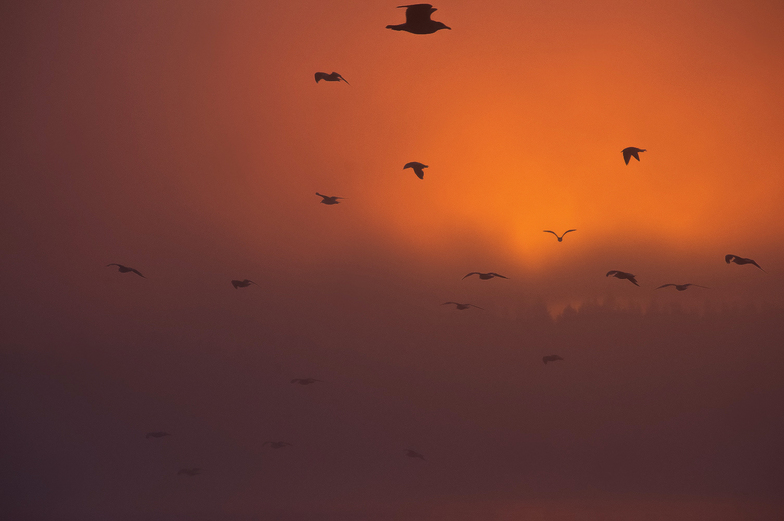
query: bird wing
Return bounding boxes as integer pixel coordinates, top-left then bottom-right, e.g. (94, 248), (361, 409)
(691, 284), (710, 288)
(315, 72), (327, 83)
(231, 280), (241, 289)
(316, 192), (327, 199)
(628, 276), (640, 286)
(562, 229), (577, 236)
(656, 284), (674, 289)
(106, 263), (120, 267)
(543, 230), (558, 237)
(131, 268), (145, 278)
(622, 149), (632, 164)
(334, 73), (350, 85)
(750, 260), (766, 272)
(468, 304), (485, 310)
(724, 254), (736, 264)
(462, 272), (479, 279)
(606, 270), (619, 277)
(488, 273), (508, 278)
(413, 167), (424, 179)
(631, 150), (640, 162)
(399, 4), (435, 24)
(442, 302), (458, 305)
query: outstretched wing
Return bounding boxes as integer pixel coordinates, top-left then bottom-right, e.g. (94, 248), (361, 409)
(334, 73), (350, 85)
(488, 273), (508, 279)
(462, 272), (479, 279)
(442, 302), (458, 305)
(749, 260), (766, 272)
(656, 284), (674, 289)
(543, 230), (558, 237)
(130, 268), (145, 278)
(399, 4), (436, 24)
(562, 229), (577, 236)
(622, 149), (632, 164)
(468, 304), (485, 310)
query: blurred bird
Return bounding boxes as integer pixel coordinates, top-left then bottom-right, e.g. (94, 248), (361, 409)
(316, 192), (344, 205)
(106, 264), (145, 278)
(606, 270), (639, 286)
(291, 378), (321, 385)
(725, 254), (765, 272)
(622, 147), (646, 165)
(315, 72), (350, 85)
(231, 279), (257, 289)
(177, 468), (202, 476)
(463, 272), (508, 280)
(405, 449), (426, 460)
(263, 441), (292, 449)
(386, 4), (451, 34)
(442, 302), (484, 310)
(403, 161), (428, 179)
(656, 283), (709, 291)
(543, 229), (576, 242)
(543, 355), (564, 364)
(145, 432), (170, 439)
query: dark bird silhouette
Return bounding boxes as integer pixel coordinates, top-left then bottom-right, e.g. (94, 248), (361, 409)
(463, 272), (508, 280)
(231, 279), (257, 289)
(405, 449), (426, 460)
(543, 229), (576, 242)
(291, 378), (321, 385)
(725, 254), (765, 272)
(656, 283), (709, 291)
(177, 468), (202, 476)
(316, 192), (344, 205)
(442, 302), (483, 310)
(606, 270), (639, 286)
(145, 432), (170, 439)
(387, 4), (450, 34)
(315, 72), (350, 85)
(106, 264), (145, 278)
(403, 161), (428, 179)
(622, 147), (646, 165)
(263, 441), (292, 449)
(543, 355), (564, 364)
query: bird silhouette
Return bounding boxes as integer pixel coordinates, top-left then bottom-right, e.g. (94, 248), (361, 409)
(106, 264), (145, 278)
(725, 254), (765, 272)
(291, 378), (321, 385)
(405, 449), (426, 460)
(177, 468), (202, 476)
(543, 355), (564, 364)
(263, 441), (292, 449)
(386, 4), (450, 34)
(606, 270), (639, 286)
(316, 192), (344, 205)
(622, 147), (646, 165)
(403, 162), (428, 179)
(543, 229), (576, 242)
(314, 72), (350, 85)
(145, 432), (170, 439)
(231, 279), (257, 289)
(656, 283), (709, 291)
(442, 302), (483, 310)
(463, 272), (508, 280)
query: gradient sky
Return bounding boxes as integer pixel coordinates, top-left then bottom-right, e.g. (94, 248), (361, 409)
(2, 1), (784, 520)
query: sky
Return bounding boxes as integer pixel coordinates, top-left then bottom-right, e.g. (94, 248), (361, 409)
(2, 1), (784, 520)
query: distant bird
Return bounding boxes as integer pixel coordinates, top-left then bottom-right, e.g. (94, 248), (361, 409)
(291, 378), (321, 385)
(543, 355), (564, 364)
(442, 302), (483, 310)
(543, 229), (576, 242)
(316, 192), (344, 205)
(463, 272), (508, 280)
(263, 441), (292, 449)
(145, 432), (170, 439)
(177, 468), (202, 476)
(725, 254), (765, 272)
(386, 4), (451, 34)
(405, 449), (426, 460)
(622, 147), (646, 165)
(315, 72), (350, 85)
(656, 283), (709, 291)
(106, 264), (145, 278)
(403, 161), (428, 179)
(606, 270), (639, 286)
(231, 279), (257, 289)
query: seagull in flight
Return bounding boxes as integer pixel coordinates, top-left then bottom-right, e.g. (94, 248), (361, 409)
(231, 279), (257, 289)
(622, 147), (646, 165)
(315, 72), (350, 85)
(145, 432), (170, 439)
(106, 264), (145, 278)
(403, 162), (428, 179)
(543, 355), (564, 364)
(291, 378), (321, 385)
(263, 441), (292, 449)
(178, 468), (202, 476)
(725, 254), (765, 272)
(316, 192), (344, 205)
(405, 449), (426, 460)
(386, 4), (451, 34)
(442, 302), (483, 310)
(463, 272), (508, 280)
(543, 229), (576, 242)
(656, 283), (709, 291)
(606, 270), (639, 286)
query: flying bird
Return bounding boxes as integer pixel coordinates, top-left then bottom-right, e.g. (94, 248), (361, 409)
(263, 441), (292, 449)
(725, 254), (765, 272)
(622, 147), (646, 165)
(606, 270), (639, 286)
(543, 229), (576, 242)
(462, 272), (508, 280)
(177, 468), (202, 476)
(543, 355), (564, 364)
(314, 72), (350, 85)
(145, 432), (170, 439)
(106, 264), (145, 278)
(231, 279), (257, 289)
(291, 378), (321, 385)
(442, 302), (484, 310)
(656, 283), (709, 291)
(403, 161), (428, 179)
(405, 449), (426, 460)
(316, 192), (344, 205)
(386, 4), (451, 34)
